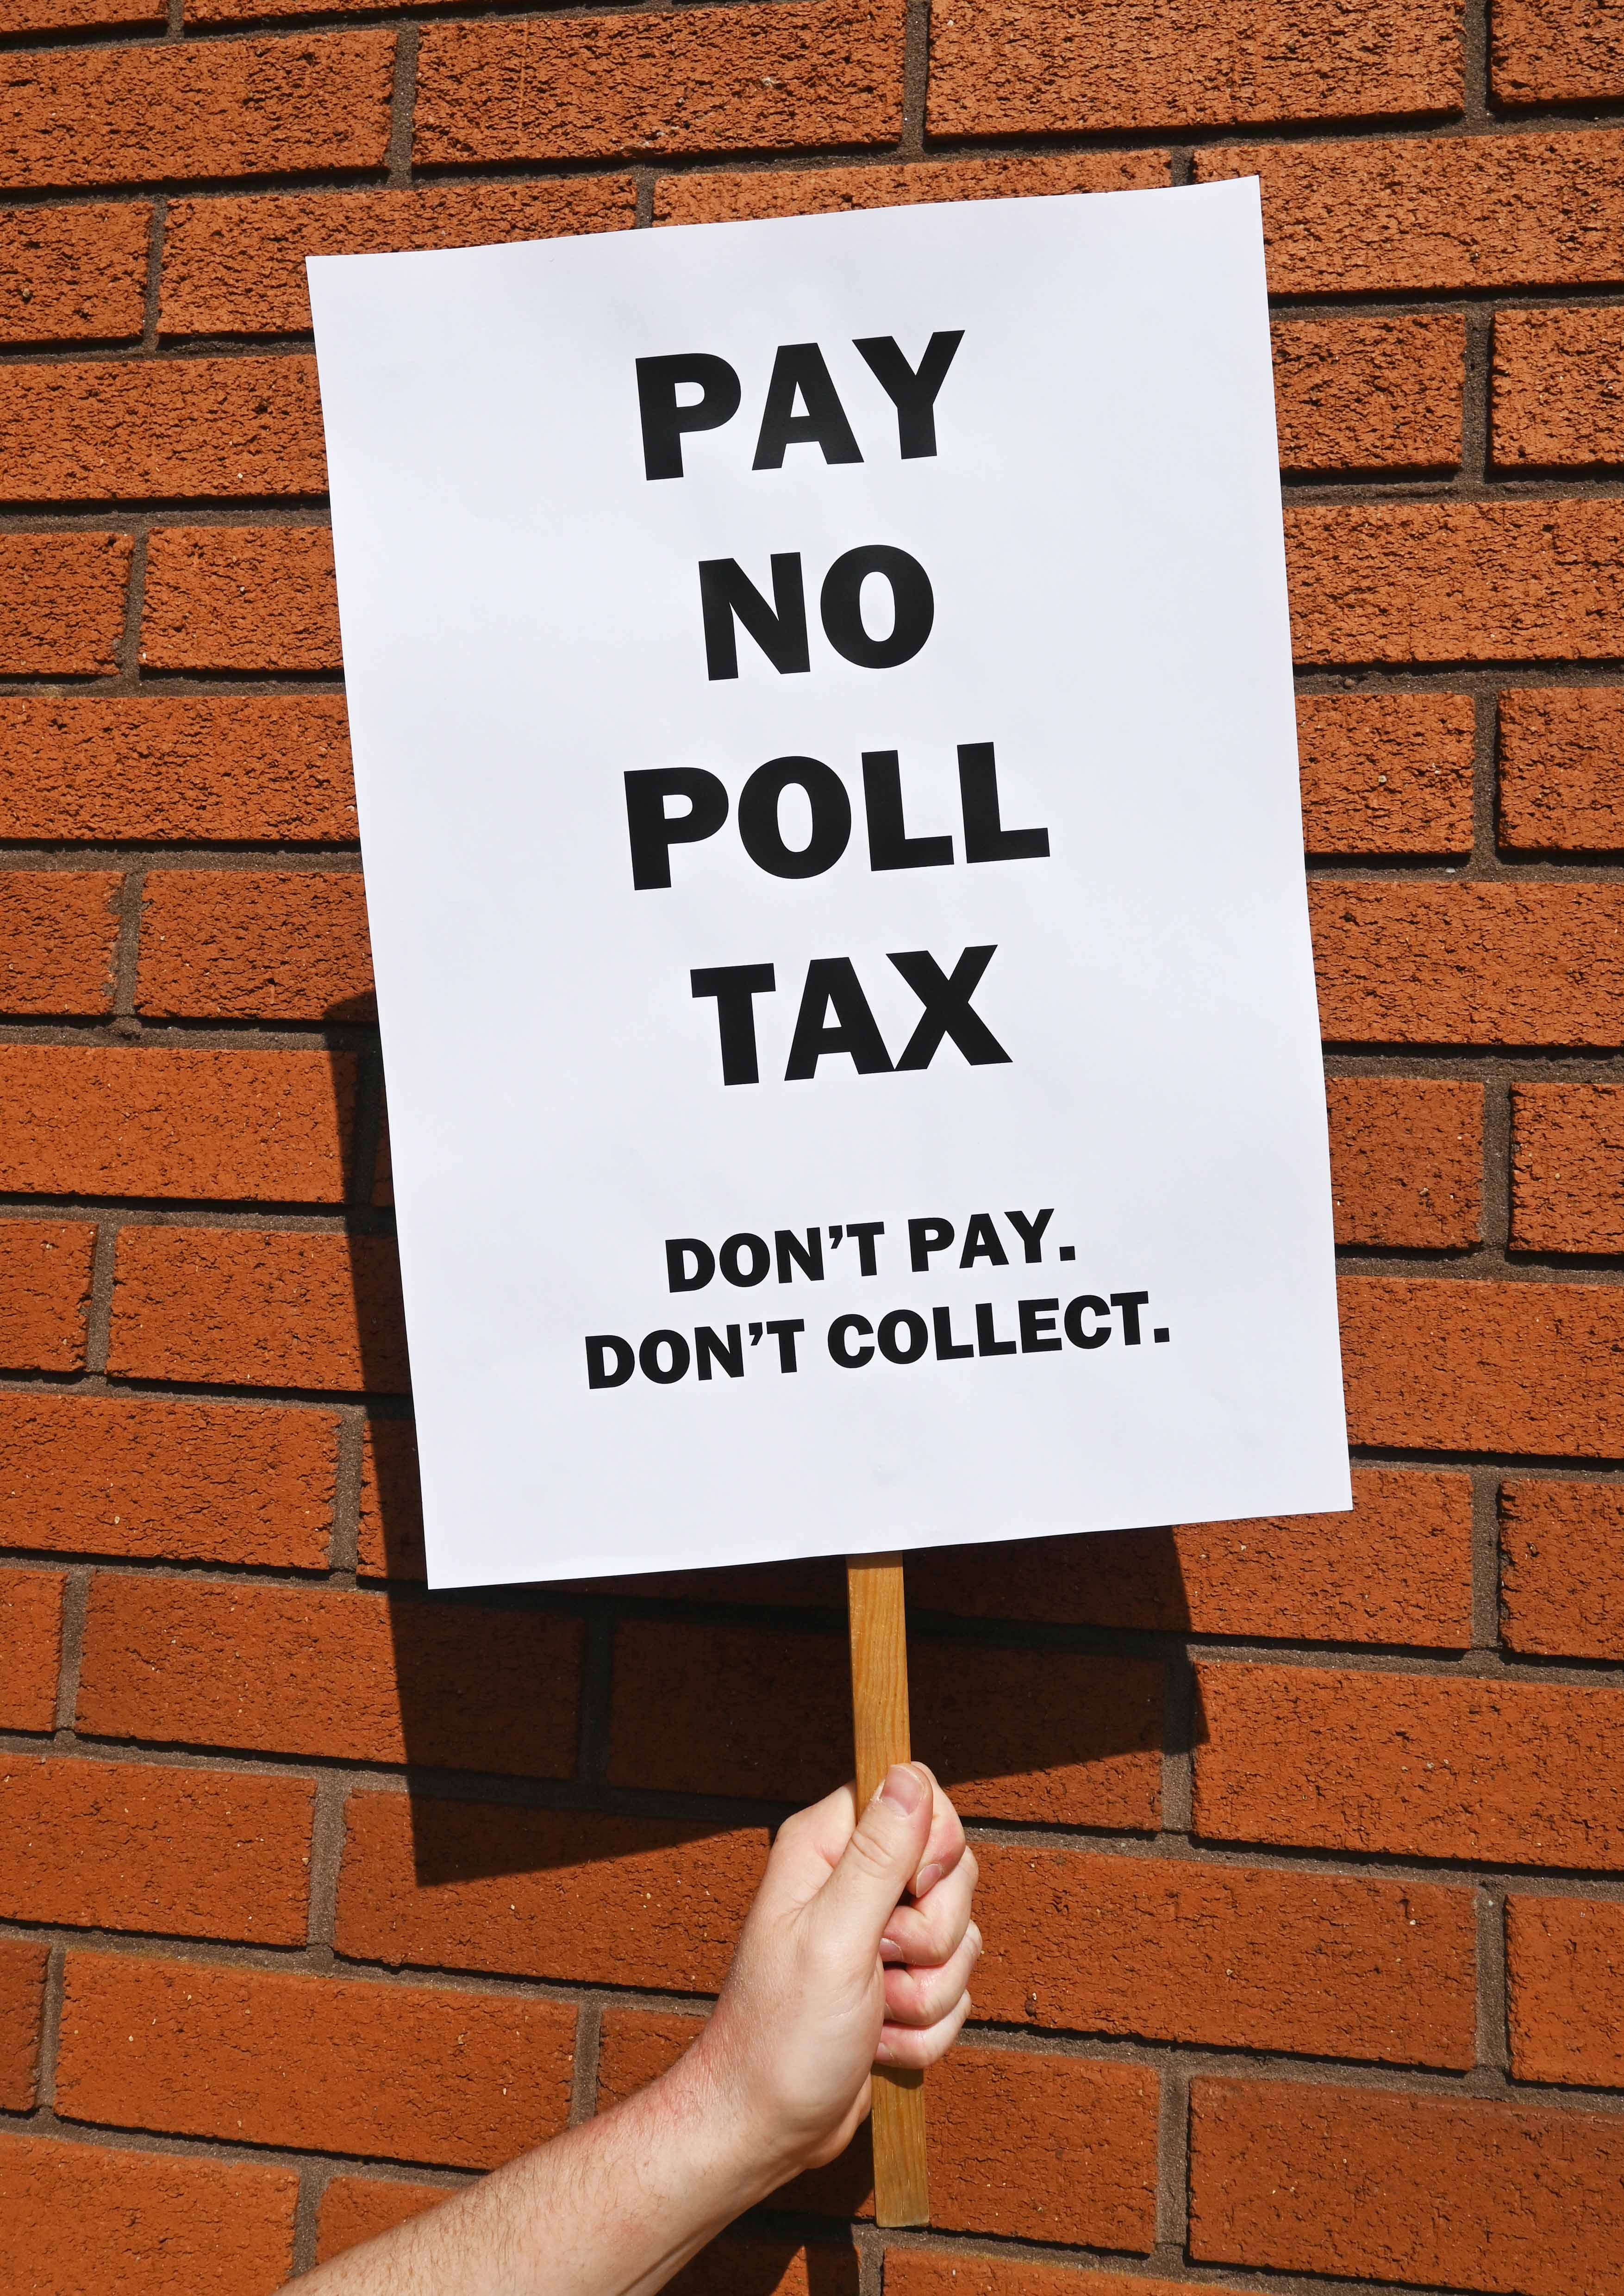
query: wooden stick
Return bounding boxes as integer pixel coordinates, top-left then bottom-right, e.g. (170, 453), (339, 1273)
(846, 1551), (931, 2228)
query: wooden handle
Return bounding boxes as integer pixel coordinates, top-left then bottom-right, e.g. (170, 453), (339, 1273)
(846, 1551), (931, 2229)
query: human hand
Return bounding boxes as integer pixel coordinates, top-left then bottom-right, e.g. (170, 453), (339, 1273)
(690, 1764), (979, 2195)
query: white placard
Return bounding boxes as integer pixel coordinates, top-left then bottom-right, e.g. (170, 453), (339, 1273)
(309, 179), (1350, 1590)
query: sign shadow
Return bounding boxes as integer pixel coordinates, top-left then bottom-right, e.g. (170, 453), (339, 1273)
(358, 1400), (1201, 1886)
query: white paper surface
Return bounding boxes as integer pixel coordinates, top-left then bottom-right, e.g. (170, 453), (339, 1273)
(309, 179), (1350, 1590)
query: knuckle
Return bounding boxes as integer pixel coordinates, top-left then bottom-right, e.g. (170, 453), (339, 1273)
(843, 1823), (899, 1882)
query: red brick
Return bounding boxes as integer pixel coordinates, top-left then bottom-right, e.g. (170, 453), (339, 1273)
(76, 1575), (582, 1777)
(0, 355), (324, 504)
(973, 1843), (1473, 2066)
(1288, 501), (1624, 666)
(1494, 308), (1624, 469)
(596, 2005), (703, 2103)
(317, 2176), (458, 2263)
(1194, 1658), (1624, 1868)
(0, 0), (155, 28)
(0, 2134), (297, 2296)
(416, 0), (904, 167)
(142, 526), (338, 672)
(0, 201), (149, 345)
(0, 1753), (313, 1943)
(1191, 2075), (1624, 2295)
(928, 0), (1458, 136)
(654, 150), (1169, 225)
(56, 1951), (575, 2171)
(0, 695), (357, 843)
(0, 871), (119, 1016)
(1493, 0), (1624, 105)
(1340, 1275), (1624, 1457)
(109, 1227), (408, 1393)
(1507, 1894), (1624, 2088)
(0, 1391), (337, 1569)
(0, 1222), (94, 1373)
(137, 869), (373, 1021)
(0, 1569), (63, 1732)
(1198, 131), (1624, 296)
(1500, 687), (1624, 853)
(1273, 313), (1462, 474)
(1327, 1076), (1481, 1247)
(163, 179), (635, 336)
(1501, 1479), (1624, 1661)
(1512, 1083), (1624, 1252)
(608, 1619), (1162, 1829)
(0, 1941), (47, 2109)
(0, 1046), (355, 1203)
(911, 1468), (1474, 1647)
(1296, 690), (1474, 858)
(336, 1791), (767, 1991)
(0, 33), (393, 193)
(0, 531), (130, 672)
(668, 2238), (859, 2295)
(599, 2010), (1156, 2250)
(885, 2265), (1247, 2296)
(899, 2045), (1159, 2247)
(1311, 881), (1624, 1047)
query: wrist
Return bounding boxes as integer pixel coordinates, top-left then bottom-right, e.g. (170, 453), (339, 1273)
(676, 2018), (809, 2204)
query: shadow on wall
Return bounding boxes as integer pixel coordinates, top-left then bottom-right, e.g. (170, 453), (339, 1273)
(357, 1382), (1204, 1885)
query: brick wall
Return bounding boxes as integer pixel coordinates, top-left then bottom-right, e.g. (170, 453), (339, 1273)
(0, 0), (1622, 2287)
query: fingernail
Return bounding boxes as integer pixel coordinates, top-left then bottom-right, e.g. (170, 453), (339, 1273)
(880, 1936), (900, 1958)
(913, 1861), (943, 1896)
(881, 1763), (928, 1815)
(875, 2040), (894, 2064)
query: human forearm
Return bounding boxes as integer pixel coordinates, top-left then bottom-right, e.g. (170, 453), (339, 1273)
(297, 2040), (775, 2296)
(289, 1767), (977, 2296)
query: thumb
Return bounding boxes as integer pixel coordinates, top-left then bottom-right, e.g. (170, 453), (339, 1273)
(812, 1764), (935, 1965)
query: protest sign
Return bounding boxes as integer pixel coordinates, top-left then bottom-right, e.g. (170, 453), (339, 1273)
(312, 180), (1349, 2219)
(310, 180), (1348, 1596)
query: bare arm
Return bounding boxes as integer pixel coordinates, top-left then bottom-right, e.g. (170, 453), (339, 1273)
(291, 1762), (979, 2296)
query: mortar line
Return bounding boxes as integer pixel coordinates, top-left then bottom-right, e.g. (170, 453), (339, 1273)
(569, 1997), (604, 2125)
(81, 1220), (120, 1378)
(1153, 2058), (1190, 2259)
(50, 1567), (92, 1737)
(326, 1410), (367, 1582)
(1477, 1883), (1511, 2078)
(387, 24), (420, 188)
(1482, 1069), (1513, 1261)
(305, 1772), (350, 1963)
(1470, 1463), (1503, 1651)
(899, 0), (929, 157)
(345, 1048), (387, 1230)
(141, 196), (167, 348)
(1158, 1646), (1194, 1838)
(290, 2163), (328, 2278)
(1461, 305), (1494, 484)
(575, 1607), (617, 1786)
(109, 865), (148, 1021)
(1464, 0), (1491, 121)
(33, 1942), (68, 2112)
